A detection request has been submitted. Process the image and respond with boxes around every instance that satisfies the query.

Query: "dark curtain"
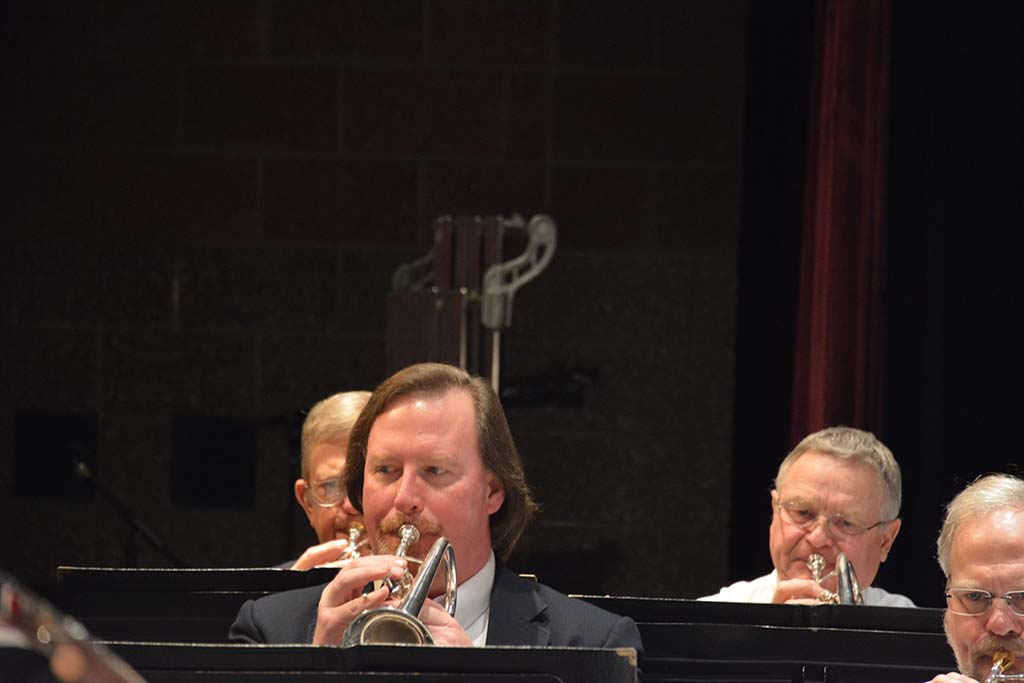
[730,0,891,585]
[734,0,1024,606]
[730,2,814,583]
[880,2,1024,606]
[790,0,892,439]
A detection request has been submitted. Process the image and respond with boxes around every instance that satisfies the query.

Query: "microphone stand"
[73,461,186,568]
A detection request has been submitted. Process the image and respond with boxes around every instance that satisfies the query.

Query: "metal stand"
[386,214,557,392]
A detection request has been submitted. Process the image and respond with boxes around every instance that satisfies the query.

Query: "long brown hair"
[345,363,538,561]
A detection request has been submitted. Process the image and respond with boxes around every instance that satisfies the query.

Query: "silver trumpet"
[383,524,421,598]
[988,651,1024,683]
[340,521,370,563]
[342,526,458,646]
[316,522,370,569]
[807,552,864,604]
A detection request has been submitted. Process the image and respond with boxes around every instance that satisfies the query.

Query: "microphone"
[72,460,185,567]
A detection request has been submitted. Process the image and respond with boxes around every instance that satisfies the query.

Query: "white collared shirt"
[697,569,916,607]
[454,550,496,646]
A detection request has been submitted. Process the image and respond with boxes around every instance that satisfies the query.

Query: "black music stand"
[576,595,955,683]
[58,566,339,643]
[108,642,638,683]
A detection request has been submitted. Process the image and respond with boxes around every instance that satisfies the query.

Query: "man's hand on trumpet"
[311,553,473,647]
[312,554,408,646]
[771,576,836,604]
[414,598,473,646]
[291,538,355,571]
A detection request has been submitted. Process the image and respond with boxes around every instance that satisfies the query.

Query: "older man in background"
[928,474,1024,683]
[701,426,913,606]
[287,391,371,570]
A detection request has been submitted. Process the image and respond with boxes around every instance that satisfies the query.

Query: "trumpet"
[988,651,1024,683]
[316,522,370,569]
[342,525,457,646]
[341,521,370,563]
[807,552,864,604]
[384,524,421,599]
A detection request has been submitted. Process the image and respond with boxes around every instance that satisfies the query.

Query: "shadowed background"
[1,0,1021,613]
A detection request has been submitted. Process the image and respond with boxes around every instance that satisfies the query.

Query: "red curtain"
[790,0,892,440]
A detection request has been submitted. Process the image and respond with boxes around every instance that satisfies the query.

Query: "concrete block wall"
[1,0,746,601]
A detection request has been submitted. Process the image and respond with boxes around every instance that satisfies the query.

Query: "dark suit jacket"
[229,564,643,652]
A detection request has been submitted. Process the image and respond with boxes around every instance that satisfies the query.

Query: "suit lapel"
[486,566,550,646]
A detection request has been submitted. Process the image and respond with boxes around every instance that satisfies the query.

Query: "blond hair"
[937,473,1024,577]
[300,391,371,480]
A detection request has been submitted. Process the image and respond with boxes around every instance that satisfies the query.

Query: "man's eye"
[790,508,815,521]
[425,466,447,476]
[834,517,858,530]
[964,591,990,603]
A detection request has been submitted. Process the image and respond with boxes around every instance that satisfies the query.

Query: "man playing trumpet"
[928,474,1024,683]
[700,426,914,606]
[287,391,371,570]
[231,362,642,650]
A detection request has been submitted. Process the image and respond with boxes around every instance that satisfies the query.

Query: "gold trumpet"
[807,552,864,604]
[342,524,457,646]
[988,651,1024,683]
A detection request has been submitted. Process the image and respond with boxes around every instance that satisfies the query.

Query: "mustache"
[375,515,444,554]
[973,637,1024,661]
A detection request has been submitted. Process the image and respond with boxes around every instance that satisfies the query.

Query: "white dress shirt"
[454,550,496,646]
[698,569,916,607]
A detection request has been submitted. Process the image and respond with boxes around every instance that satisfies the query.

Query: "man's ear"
[295,479,313,515]
[879,518,902,562]
[485,474,505,515]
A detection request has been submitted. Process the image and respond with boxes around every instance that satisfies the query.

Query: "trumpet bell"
[835,553,864,605]
[344,605,433,645]
[342,535,457,646]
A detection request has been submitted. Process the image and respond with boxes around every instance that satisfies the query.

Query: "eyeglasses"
[945,588,1024,617]
[776,499,892,538]
[306,476,346,508]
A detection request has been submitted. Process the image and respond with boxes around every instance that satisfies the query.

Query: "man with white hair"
[928,474,1024,683]
[701,426,913,606]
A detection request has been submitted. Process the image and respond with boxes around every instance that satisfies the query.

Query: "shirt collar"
[455,550,495,646]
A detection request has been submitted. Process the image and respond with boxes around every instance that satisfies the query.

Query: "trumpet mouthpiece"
[398,525,420,546]
[995,651,1016,673]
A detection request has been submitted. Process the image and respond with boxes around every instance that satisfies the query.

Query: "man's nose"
[393,473,422,514]
[986,600,1024,638]
[805,516,836,547]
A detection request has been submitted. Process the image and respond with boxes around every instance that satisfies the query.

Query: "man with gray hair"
[928,474,1024,683]
[700,426,913,606]
[288,391,371,570]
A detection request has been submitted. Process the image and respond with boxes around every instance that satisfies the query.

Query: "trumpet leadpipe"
[385,524,420,598]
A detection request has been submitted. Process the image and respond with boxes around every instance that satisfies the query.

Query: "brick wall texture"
[1,0,746,601]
